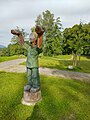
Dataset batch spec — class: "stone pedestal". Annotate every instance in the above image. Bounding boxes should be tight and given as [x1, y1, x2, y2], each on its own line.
[21, 90, 42, 106]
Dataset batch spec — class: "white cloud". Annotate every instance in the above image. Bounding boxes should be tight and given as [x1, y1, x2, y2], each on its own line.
[0, 0, 90, 46]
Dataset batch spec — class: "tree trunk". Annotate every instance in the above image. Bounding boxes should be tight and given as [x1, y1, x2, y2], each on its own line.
[73, 54, 77, 67]
[77, 54, 81, 66]
[75, 54, 77, 66]
[73, 54, 75, 67]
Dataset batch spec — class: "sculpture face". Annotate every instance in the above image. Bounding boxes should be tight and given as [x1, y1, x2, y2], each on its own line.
[29, 32, 38, 43]
[29, 33, 36, 42]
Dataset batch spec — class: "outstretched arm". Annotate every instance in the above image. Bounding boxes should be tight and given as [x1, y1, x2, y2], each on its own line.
[11, 30, 24, 46]
[35, 26, 45, 48]
[38, 34, 43, 48]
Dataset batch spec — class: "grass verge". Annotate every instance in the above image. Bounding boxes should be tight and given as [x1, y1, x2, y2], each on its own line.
[0, 71, 90, 120]
[0, 55, 25, 62]
[39, 56, 90, 73]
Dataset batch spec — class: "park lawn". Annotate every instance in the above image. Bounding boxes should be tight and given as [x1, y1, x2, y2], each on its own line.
[0, 55, 90, 73]
[39, 55, 72, 60]
[0, 55, 25, 62]
[21, 55, 90, 73]
[39, 56, 90, 73]
[0, 72, 90, 120]
[0, 55, 71, 63]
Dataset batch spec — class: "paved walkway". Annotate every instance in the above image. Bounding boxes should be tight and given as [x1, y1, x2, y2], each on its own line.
[0, 59, 90, 83]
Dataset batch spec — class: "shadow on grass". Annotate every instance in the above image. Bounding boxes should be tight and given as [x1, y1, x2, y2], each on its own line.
[26, 78, 82, 120]
[26, 105, 47, 120]
[84, 55, 90, 59]
[26, 76, 90, 120]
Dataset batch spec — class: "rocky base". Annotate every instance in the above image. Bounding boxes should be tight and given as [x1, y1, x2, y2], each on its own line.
[21, 90, 42, 106]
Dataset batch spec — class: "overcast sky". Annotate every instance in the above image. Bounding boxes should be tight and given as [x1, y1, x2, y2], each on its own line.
[0, 0, 90, 46]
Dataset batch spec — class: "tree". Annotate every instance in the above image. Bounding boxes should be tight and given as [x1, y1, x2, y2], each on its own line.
[35, 10, 62, 56]
[63, 22, 90, 67]
[7, 43, 24, 56]
[52, 17, 63, 55]
[81, 23, 90, 54]
[35, 14, 43, 26]
[0, 47, 9, 56]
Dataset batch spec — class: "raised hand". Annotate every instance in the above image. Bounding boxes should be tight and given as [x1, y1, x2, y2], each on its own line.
[11, 29, 24, 45]
[11, 29, 21, 36]
[35, 26, 45, 37]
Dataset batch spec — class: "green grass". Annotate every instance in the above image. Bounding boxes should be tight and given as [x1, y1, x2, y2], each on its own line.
[0, 55, 25, 62]
[0, 72, 90, 120]
[39, 55, 72, 60]
[39, 56, 90, 73]
[21, 55, 90, 73]
[0, 55, 90, 73]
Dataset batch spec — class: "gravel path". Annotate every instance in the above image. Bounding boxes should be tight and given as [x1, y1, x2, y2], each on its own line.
[0, 59, 90, 83]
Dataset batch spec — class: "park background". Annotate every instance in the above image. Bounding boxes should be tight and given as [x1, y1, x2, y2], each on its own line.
[0, 0, 90, 120]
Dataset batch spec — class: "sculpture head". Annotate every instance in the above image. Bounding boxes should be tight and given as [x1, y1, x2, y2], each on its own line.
[29, 32, 38, 43]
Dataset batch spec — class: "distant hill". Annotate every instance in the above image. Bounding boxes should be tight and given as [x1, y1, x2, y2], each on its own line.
[0, 45, 6, 49]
